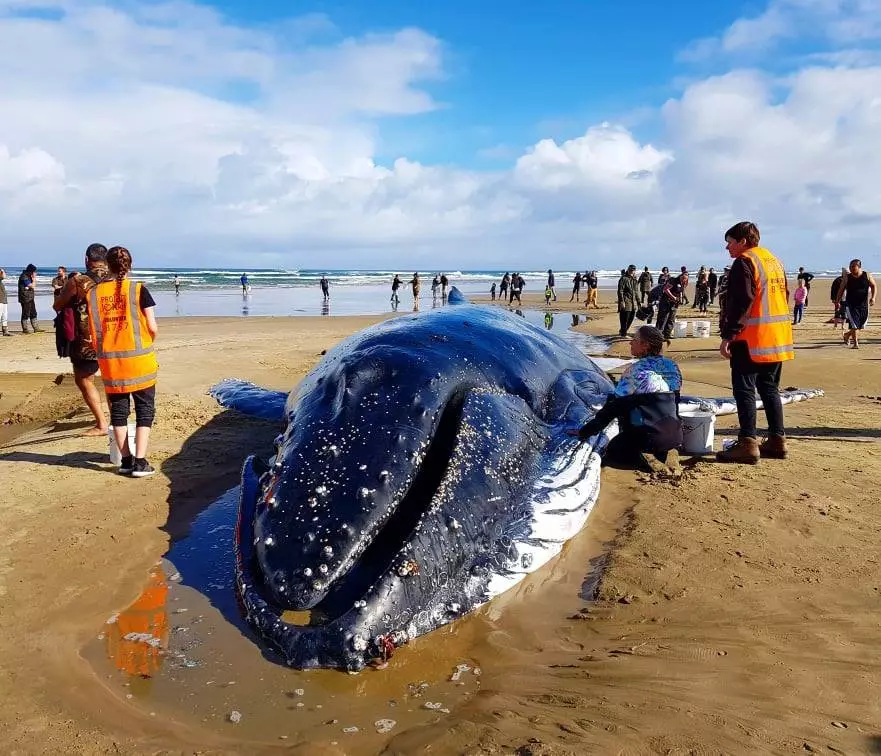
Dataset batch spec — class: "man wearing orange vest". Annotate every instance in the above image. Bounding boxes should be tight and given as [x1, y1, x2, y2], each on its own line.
[716, 221, 794, 464]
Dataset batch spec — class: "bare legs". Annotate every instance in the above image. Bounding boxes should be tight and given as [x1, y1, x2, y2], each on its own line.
[74, 371, 109, 435]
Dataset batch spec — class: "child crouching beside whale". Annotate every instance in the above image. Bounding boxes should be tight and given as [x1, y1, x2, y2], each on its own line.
[569, 325, 682, 475]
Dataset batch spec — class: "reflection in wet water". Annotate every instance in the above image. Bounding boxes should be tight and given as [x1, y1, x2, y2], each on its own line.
[104, 565, 169, 680]
[241, 293, 250, 316]
[321, 300, 330, 316]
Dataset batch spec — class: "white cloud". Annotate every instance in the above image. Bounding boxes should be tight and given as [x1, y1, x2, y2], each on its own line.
[0, 0, 880, 270]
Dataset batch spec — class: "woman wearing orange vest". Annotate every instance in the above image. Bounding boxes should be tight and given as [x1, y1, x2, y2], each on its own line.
[88, 246, 159, 477]
[716, 221, 793, 465]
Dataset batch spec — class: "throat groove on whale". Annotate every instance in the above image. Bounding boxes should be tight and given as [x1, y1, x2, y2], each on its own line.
[306, 386, 471, 624]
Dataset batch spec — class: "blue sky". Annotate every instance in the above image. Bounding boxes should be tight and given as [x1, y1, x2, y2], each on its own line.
[1, 0, 880, 269]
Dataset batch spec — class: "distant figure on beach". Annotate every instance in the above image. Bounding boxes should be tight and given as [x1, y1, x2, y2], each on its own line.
[490, 282, 496, 301]
[53, 243, 111, 436]
[546, 269, 557, 301]
[391, 274, 402, 307]
[792, 280, 807, 324]
[509, 273, 523, 305]
[695, 271, 710, 313]
[440, 273, 449, 301]
[657, 266, 670, 288]
[617, 265, 639, 337]
[708, 268, 718, 304]
[240, 272, 249, 294]
[836, 259, 876, 349]
[569, 271, 582, 302]
[173, 275, 181, 295]
[544, 284, 552, 306]
[655, 271, 686, 344]
[797, 267, 814, 307]
[410, 272, 420, 310]
[830, 267, 847, 329]
[499, 272, 510, 301]
[585, 270, 599, 308]
[52, 267, 67, 299]
[319, 275, 330, 301]
[18, 264, 43, 333]
[638, 266, 653, 305]
[717, 221, 792, 465]
[88, 246, 159, 477]
[569, 325, 682, 473]
[679, 266, 690, 306]
[0, 268, 11, 336]
[431, 274, 440, 303]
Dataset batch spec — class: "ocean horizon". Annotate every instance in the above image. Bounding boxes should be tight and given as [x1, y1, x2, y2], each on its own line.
[1, 266, 842, 319]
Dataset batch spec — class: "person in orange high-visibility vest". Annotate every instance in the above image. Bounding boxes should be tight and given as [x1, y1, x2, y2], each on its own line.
[88, 246, 159, 477]
[716, 222, 793, 464]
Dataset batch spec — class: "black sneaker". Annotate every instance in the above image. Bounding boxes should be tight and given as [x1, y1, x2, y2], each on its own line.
[131, 458, 156, 478]
[118, 455, 134, 475]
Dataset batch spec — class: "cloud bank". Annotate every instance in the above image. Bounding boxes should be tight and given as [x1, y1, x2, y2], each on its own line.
[1, 0, 880, 269]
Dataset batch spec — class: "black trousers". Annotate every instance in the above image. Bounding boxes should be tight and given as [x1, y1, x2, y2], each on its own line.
[729, 341, 784, 439]
[109, 386, 157, 428]
[618, 309, 635, 335]
[656, 302, 677, 339]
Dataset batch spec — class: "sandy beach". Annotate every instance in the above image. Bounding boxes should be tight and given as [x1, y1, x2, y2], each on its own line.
[1, 280, 880, 755]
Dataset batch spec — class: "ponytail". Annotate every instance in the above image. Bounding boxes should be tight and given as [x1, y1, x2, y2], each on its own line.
[106, 246, 133, 297]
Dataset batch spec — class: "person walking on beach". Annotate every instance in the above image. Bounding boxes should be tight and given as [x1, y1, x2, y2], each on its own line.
[52, 267, 67, 299]
[694, 271, 710, 313]
[546, 269, 557, 301]
[792, 280, 807, 324]
[585, 270, 599, 308]
[53, 243, 112, 435]
[499, 272, 510, 301]
[655, 271, 686, 344]
[391, 274, 402, 307]
[431, 274, 440, 303]
[509, 273, 523, 305]
[830, 267, 847, 329]
[240, 272, 249, 294]
[638, 266, 653, 305]
[88, 246, 159, 477]
[319, 275, 330, 301]
[173, 275, 181, 295]
[0, 268, 12, 336]
[18, 264, 43, 333]
[490, 282, 496, 301]
[440, 273, 449, 301]
[708, 268, 718, 304]
[569, 271, 582, 302]
[836, 259, 876, 349]
[617, 265, 639, 337]
[716, 221, 793, 465]
[797, 267, 814, 307]
[410, 272, 421, 309]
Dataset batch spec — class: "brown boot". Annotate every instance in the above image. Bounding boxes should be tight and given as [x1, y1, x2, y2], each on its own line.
[759, 434, 787, 459]
[716, 437, 760, 464]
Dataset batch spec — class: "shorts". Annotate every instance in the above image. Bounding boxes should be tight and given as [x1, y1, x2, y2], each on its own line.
[70, 358, 99, 376]
[109, 385, 157, 428]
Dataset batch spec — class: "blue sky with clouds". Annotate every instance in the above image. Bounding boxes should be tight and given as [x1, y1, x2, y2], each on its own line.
[1, 0, 880, 270]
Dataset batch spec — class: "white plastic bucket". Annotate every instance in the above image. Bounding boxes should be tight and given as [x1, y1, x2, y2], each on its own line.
[108, 423, 137, 465]
[673, 320, 689, 339]
[693, 320, 712, 338]
[680, 409, 715, 455]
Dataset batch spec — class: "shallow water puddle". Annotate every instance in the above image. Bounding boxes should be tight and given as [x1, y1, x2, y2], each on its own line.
[519, 309, 608, 355]
[83, 488, 485, 749]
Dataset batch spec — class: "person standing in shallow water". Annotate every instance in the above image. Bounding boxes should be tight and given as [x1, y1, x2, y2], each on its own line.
[410, 272, 421, 310]
[88, 246, 159, 477]
[716, 221, 793, 465]
[319, 275, 330, 301]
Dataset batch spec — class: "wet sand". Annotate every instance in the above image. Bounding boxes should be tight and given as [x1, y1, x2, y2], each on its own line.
[1, 281, 880, 755]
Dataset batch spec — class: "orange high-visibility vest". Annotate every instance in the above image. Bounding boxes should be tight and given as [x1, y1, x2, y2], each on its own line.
[738, 247, 794, 363]
[88, 279, 158, 393]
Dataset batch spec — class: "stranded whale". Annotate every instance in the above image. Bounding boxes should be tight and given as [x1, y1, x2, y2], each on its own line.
[211, 289, 821, 671]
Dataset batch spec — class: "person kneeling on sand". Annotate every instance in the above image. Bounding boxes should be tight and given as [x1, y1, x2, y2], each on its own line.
[568, 325, 682, 474]
[88, 246, 159, 477]
[53, 243, 113, 436]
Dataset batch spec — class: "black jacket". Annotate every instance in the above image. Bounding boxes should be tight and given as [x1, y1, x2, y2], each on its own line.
[579, 391, 682, 455]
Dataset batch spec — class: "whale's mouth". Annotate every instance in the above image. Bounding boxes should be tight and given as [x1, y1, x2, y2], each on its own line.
[298, 386, 471, 624]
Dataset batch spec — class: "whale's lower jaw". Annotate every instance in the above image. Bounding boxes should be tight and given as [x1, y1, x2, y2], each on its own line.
[233, 427, 613, 672]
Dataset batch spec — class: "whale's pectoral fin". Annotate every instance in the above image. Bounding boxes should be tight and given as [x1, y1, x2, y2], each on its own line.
[446, 286, 469, 305]
[209, 379, 288, 420]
